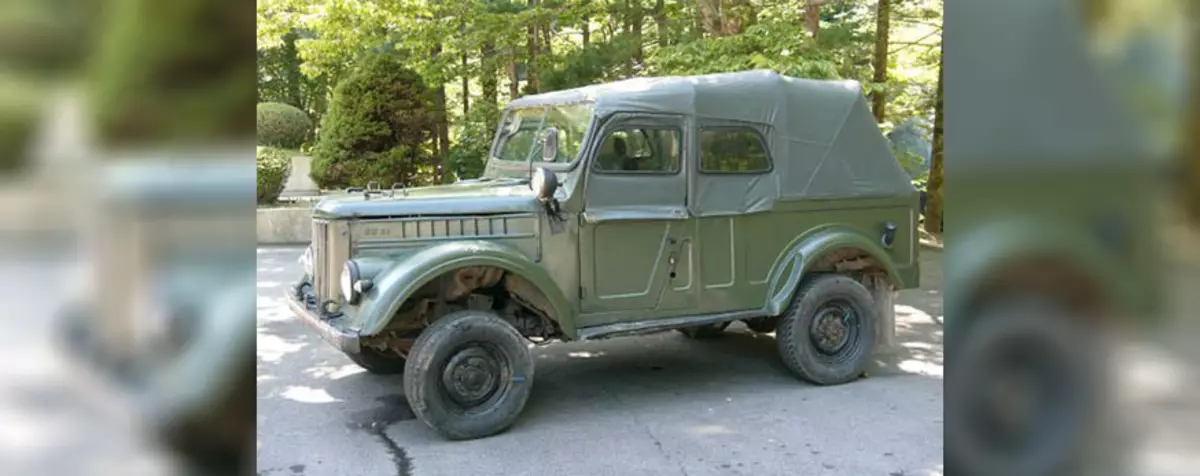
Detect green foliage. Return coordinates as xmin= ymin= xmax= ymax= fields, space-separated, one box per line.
xmin=0 ymin=79 xmax=43 ymax=173
xmin=257 ymin=147 xmax=293 ymax=204
xmin=259 ymin=0 xmax=942 ymax=186
xmin=447 ymin=105 xmax=500 ymax=181
xmin=92 ymin=0 xmax=256 ymax=147
xmin=647 ymin=21 xmax=850 ymax=81
xmin=311 ymin=53 xmax=436 ymax=189
xmin=0 ymin=0 xmax=94 ymax=75
xmin=257 ymin=102 xmax=313 ymax=148
xmin=541 ymin=36 xmax=639 ymax=91
xmin=258 ymin=29 xmax=329 ymax=119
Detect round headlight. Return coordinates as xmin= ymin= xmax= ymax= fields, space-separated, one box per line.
xmin=340 ymin=260 xmax=361 ymax=304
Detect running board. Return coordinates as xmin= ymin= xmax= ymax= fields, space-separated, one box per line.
xmin=576 ymin=309 xmax=765 ymax=341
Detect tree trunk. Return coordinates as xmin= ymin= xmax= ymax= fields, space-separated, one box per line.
xmin=1185 ymin=0 xmax=1200 ymax=225
xmin=432 ymin=44 xmax=450 ymax=184
xmin=481 ymin=42 xmax=498 ymax=123
xmin=654 ymin=0 xmax=668 ymax=47
xmin=804 ymin=1 xmax=821 ymax=40
xmin=697 ymin=0 xmax=722 ymax=37
xmin=871 ymin=0 xmax=890 ymax=123
xmin=721 ymin=0 xmax=751 ymax=36
xmin=582 ymin=16 xmax=590 ymax=47
xmin=631 ymin=0 xmax=644 ymax=66
xmin=925 ymin=43 xmax=944 ymax=234
xmin=508 ymin=47 xmax=519 ymax=100
xmin=477 ymin=42 xmax=496 ymax=131
xmin=435 ymin=85 xmax=450 ymax=184
xmin=461 ymin=52 xmax=470 ymax=118
xmin=543 ymin=25 xmax=552 ymax=58
xmin=526 ymin=0 xmax=540 ymax=94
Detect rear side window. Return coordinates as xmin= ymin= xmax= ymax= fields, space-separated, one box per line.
xmin=699 ymin=128 xmax=771 ymax=173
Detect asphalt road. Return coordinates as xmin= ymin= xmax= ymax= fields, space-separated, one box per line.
xmin=256 ymin=247 xmax=946 ymax=476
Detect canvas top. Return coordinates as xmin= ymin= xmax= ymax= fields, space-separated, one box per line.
xmin=508 ymin=70 xmax=916 ymax=214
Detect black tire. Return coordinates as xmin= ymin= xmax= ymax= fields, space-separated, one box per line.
xmin=403 ymin=310 xmax=534 ymax=440
xmin=678 ymin=321 xmax=729 ymax=338
xmin=776 ymin=274 xmax=878 ymax=385
xmin=744 ymin=317 xmax=779 ymax=334
xmin=945 ymin=298 xmax=1114 ymax=476
xmin=347 ymin=348 xmax=408 ymax=375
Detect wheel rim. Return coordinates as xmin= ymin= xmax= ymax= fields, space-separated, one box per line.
xmin=440 ymin=345 xmax=503 ymax=408
xmin=808 ymin=300 xmax=860 ymax=358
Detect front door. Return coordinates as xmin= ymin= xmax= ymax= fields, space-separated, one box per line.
xmin=578 ymin=113 xmax=695 ymax=323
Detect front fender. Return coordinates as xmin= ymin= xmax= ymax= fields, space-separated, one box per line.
xmin=353 ymin=241 xmax=576 ymax=338
xmin=764 ymin=225 xmax=908 ymax=315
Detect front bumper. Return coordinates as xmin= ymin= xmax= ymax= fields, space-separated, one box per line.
xmin=284 ymin=286 xmax=361 ymax=354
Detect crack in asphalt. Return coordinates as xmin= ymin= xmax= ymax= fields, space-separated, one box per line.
xmin=369 ymin=425 xmax=414 ymax=476
xmin=599 ymin=383 xmax=690 ymax=476
xmin=348 ymin=395 xmax=417 ymax=476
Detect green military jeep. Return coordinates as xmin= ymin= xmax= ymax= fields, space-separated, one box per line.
xmin=287 ymin=70 xmax=920 ymax=440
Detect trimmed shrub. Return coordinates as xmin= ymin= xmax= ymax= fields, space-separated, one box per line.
xmin=90 ymin=0 xmax=256 ymax=148
xmin=257 ymin=102 xmax=312 ymax=149
xmin=257 ymin=147 xmax=291 ymax=204
xmin=311 ymin=53 xmax=436 ymax=189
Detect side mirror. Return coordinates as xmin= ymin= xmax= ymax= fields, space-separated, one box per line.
xmin=542 ymin=127 xmax=559 ymax=162
xmin=531 ymin=167 xmax=559 ymax=201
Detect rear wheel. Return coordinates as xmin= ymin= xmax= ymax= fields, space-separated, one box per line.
xmin=945 ymin=297 xmax=1114 ymax=476
xmin=776 ymin=274 xmax=878 ymax=385
xmin=347 ymin=348 xmax=408 ymax=375
xmin=403 ymin=310 xmax=534 ymax=440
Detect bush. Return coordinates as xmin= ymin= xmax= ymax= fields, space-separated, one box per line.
xmin=90 ymin=0 xmax=256 ymax=148
xmin=0 ymin=79 xmax=44 ymax=173
xmin=257 ymin=102 xmax=312 ymax=149
xmin=311 ymin=53 xmax=436 ymax=189
xmin=257 ymin=147 xmax=291 ymax=204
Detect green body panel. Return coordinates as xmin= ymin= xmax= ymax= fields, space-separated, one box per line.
xmin=351 ymin=240 xmax=577 ymax=338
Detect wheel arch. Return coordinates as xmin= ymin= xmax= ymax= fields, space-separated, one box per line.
xmin=354 ymin=241 xmax=576 ymax=338
xmin=763 ymin=225 xmax=906 ymax=316
xmin=943 ymin=220 xmax=1126 ymax=341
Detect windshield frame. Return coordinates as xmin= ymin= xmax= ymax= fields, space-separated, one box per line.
xmin=486 ymin=101 xmax=596 ymax=173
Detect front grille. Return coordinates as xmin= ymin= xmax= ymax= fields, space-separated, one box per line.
xmin=311 ymin=219 xmax=330 ymax=305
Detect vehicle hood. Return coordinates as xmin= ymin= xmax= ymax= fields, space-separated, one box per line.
xmin=312 ymin=179 xmax=539 ymax=218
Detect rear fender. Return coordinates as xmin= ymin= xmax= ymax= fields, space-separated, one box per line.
xmin=764 ymin=225 xmax=906 ymax=316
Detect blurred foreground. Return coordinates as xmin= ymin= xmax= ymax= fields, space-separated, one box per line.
xmin=945 ymin=0 xmax=1199 ymax=475
xmin=0 ymin=0 xmax=257 ymax=475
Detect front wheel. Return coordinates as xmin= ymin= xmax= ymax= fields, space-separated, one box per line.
xmin=776 ymin=274 xmax=878 ymax=385
xmin=403 ymin=310 xmax=534 ymax=440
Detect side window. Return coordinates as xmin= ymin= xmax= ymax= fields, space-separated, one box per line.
xmin=699 ymin=128 xmax=771 ymax=173
xmin=594 ymin=127 xmax=680 ymax=173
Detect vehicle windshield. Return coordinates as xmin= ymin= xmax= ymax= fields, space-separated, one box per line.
xmin=492 ymin=103 xmax=593 ymax=165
